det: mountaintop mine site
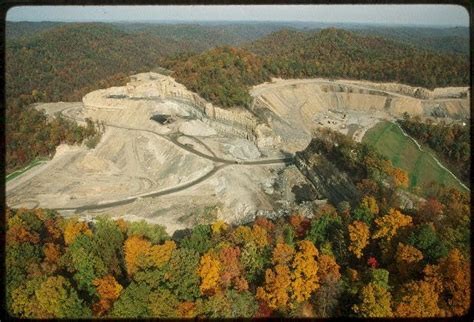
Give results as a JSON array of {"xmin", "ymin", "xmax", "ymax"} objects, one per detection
[{"xmin": 6, "ymin": 72, "xmax": 469, "ymax": 234}]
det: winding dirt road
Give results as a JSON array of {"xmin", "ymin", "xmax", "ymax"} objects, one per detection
[{"xmin": 46, "ymin": 106, "xmax": 293, "ymax": 212}]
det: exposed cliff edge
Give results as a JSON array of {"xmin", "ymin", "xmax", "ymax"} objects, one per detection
[{"xmin": 294, "ymin": 138, "xmax": 360, "ymax": 206}]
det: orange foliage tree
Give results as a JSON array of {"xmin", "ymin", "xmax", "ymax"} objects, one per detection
[
  {"xmin": 423, "ymin": 248, "xmax": 470, "ymax": 316},
  {"xmin": 395, "ymin": 243, "xmax": 423, "ymax": 278},
  {"xmin": 394, "ymin": 280, "xmax": 442, "ymax": 317},
  {"xmin": 92, "ymin": 275, "xmax": 123, "ymax": 316},
  {"xmin": 318, "ymin": 254, "xmax": 341, "ymax": 282},
  {"xmin": 257, "ymin": 240, "xmax": 320, "ymax": 310},
  {"xmin": 390, "ymin": 167, "xmax": 409, "ymax": 188},
  {"xmin": 218, "ymin": 246, "xmax": 248, "ymax": 291},
  {"xmin": 198, "ymin": 253, "xmax": 221, "ymax": 296},
  {"xmin": 124, "ymin": 235, "xmax": 151, "ymax": 276}
]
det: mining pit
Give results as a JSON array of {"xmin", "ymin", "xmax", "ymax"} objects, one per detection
[{"xmin": 7, "ymin": 73, "xmax": 469, "ymax": 234}]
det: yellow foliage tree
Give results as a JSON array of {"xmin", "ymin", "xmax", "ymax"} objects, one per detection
[
  {"xmin": 211, "ymin": 220, "xmax": 229, "ymax": 236},
  {"xmin": 395, "ymin": 243, "xmax": 423, "ymax": 264},
  {"xmin": 256, "ymin": 264, "xmax": 292, "ymax": 310},
  {"xmin": 63, "ymin": 218, "xmax": 92, "ymax": 245},
  {"xmin": 348, "ymin": 221, "xmax": 370, "ymax": 259},
  {"xmin": 257, "ymin": 240, "xmax": 320, "ymax": 310},
  {"xmin": 198, "ymin": 253, "xmax": 221, "ymax": 296},
  {"xmin": 353, "ymin": 283, "xmax": 393, "ymax": 317},
  {"xmin": 231, "ymin": 226, "xmax": 253, "ymax": 245},
  {"xmin": 394, "ymin": 281, "xmax": 442, "ymax": 317},
  {"xmin": 252, "ymin": 224, "xmax": 269, "ymax": 248},
  {"xmin": 149, "ymin": 240, "xmax": 176, "ymax": 268},
  {"xmin": 290, "ymin": 240, "xmax": 319, "ymax": 303},
  {"xmin": 372, "ymin": 209, "xmax": 412, "ymax": 241},
  {"xmin": 361, "ymin": 195, "xmax": 379, "ymax": 215},
  {"xmin": 124, "ymin": 235, "xmax": 152, "ymax": 276},
  {"xmin": 272, "ymin": 243, "xmax": 295, "ymax": 265}
]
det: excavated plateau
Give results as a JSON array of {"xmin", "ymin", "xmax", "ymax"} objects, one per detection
[{"xmin": 7, "ymin": 73, "xmax": 469, "ymax": 234}]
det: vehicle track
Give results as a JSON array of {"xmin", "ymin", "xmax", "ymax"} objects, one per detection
[{"xmin": 47, "ymin": 106, "xmax": 293, "ymax": 212}]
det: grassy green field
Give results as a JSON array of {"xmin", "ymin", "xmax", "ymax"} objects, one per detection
[
  {"xmin": 363, "ymin": 121, "xmax": 467, "ymax": 194},
  {"xmin": 6, "ymin": 158, "xmax": 48, "ymax": 182}
]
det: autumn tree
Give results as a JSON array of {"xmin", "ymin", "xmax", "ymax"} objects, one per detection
[
  {"xmin": 256, "ymin": 264, "xmax": 292, "ymax": 310},
  {"xmin": 198, "ymin": 253, "xmax": 221, "ymax": 296},
  {"xmin": 63, "ymin": 218, "xmax": 92, "ymax": 245},
  {"xmin": 312, "ymin": 254, "xmax": 342, "ymax": 318},
  {"xmin": 348, "ymin": 221, "xmax": 370, "ymax": 259},
  {"xmin": 290, "ymin": 240, "xmax": 319, "ymax": 303},
  {"xmin": 12, "ymin": 276, "xmax": 91, "ymax": 318},
  {"xmin": 218, "ymin": 246, "xmax": 248, "ymax": 291},
  {"xmin": 92, "ymin": 275, "xmax": 123, "ymax": 316},
  {"xmin": 394, "ymin": 281, "xmax": 442, "ymax": 317},
  {"xmin": 389, "ymin": 167, "xmax": 409, "ymax": 188},
  {"xmin": 372, "ymin": 208, "xmax": 412, "ymax": 241},
  {"xmin": 257, "ymin": 240, "xmax": 320, "ymax": 310},
  {"xmin": 395, "ymin": 242, "xmax": 423, "ymax": 279},
  {"xmin": 272, "ymin": 243, "xmax": 295, "ymax": 265},
  {"xmin": 352, "ymin": 283, "xmax": 393, "ymax": 317},
  {"xmin": 423, "ymin": 248, "xmax": 470, "ymax": 316}
]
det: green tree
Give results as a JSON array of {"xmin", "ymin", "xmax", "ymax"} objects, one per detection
[
  {"xmin": 180, "ymin": 224, "xmax": 213, "ymax": 254},
  {"xmin": 127, "ymin": 220, "xmax": 169, "ymax": 244},
  {"xmin": 165, "ymin": 248, "xmax": 201, "ymax": 301},
  {"xmin": 109, "ymin": 282, "xmax": 151, "ymax": 318}
]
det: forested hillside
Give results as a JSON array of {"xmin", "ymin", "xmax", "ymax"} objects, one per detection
[
  {"xmin": 168, "ymin": 47, "xmax": 270, "ymax": 108},
  {"xmin": 5, "ymin": 23, "xmax": 197, "ymax": 104},
  {"xmin": 6, "ymin": 135, "xmax": 470, "ymax": 318},
  {"xmin": 114, "ymin": 23, "xmax": 286, "ymax": 52},
  {"xmin": 246, "ymin": 28, "xmax": 469, "ymax": 88},
  {"xmin": 352, "ymin": 26, "xmax": 469, "ymax": 55},
  {"xmin": 5, "ymin": 21, "xmax": 65, "ymax": 38},
  {"xmin": 163, "ymin": 28, "xmax": 469, "ymax": 108}
]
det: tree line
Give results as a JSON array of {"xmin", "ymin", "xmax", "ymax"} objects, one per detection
[{"xmin": 398, "ymin": 115, "xmax": 470, "ymax": 186}]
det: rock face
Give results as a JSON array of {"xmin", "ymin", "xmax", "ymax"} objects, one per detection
[
  {"xmin": 83, "ymin": 72, "xmax": 259, "ymax": 141},
  {"xmin": 294, "ymin": 139, "xmax": 360, "ymax": 206},
  {"xmin": 250, "ymin": 78, "xmax": 469, "ymax": 152}
]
